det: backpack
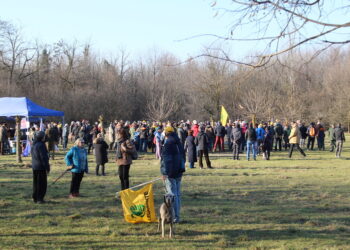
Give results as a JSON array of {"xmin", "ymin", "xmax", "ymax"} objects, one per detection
[{"xmin": 309, "ymin": 127, "xmax": 315, "ymax": 137}]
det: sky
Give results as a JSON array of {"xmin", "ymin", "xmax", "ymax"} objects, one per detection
[
  {"xmin": 1, "ymin": 0, "xmax": 349, "ymax": 61},
  {"xmin": 1, "ymin": 0, "xmax": 235, "ymax": 60}
]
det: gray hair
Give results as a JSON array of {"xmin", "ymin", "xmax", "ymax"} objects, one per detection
[{"xmin": 74, "ymin": 138, "xmax": 85, "ymax": 146}]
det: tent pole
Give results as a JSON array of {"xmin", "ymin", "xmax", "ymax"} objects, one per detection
[{"xmin": 15, "ymin": 116, "xmax": 22, "ymax": 163}]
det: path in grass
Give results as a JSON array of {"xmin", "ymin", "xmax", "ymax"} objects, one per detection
[{"xmin": 0, "ymin": 138, "xmax": 349, "ymax": 249}]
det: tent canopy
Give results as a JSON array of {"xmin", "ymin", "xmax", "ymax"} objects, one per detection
[{"xmin": 0, "ymin": 97, "xmax": 64, "ymax": 117}]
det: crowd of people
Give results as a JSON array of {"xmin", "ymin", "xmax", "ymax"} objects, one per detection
[{"xmin": 14, "ymin": 117, "xmax": 347, "ymax": 222}]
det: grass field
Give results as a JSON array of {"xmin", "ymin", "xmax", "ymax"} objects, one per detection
[{"xmin": 0, "ymin": 137, "xmax": 350, "ymax": 249}]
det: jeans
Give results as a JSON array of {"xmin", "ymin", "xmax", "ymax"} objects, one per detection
[
  {"xmin": 233, "ymin": 142, "xmax": 240, "ymax": 159},
  {"xmin": 189, "ymin": 162, "xmax": 195, "ymax": 168},
  {"xmin": 165, "ymin": 177, "xmax": 182, "ymax": 222},
  {"xmin": 336, "ymin": 141, "xmax": 343, "ymax": 157},
  {"xmin": 139, "ymin": 138, "xmax": 147, "ymax": 152},
  {"xmin": 246, "ymin": 141, "xmax": 257, "ymax": 160},
  {"xmin": 62, "ymin": 137, "xmax": 68, "ymax": 149},
  {"xmin": 307, "ymin": 137, "xmax": 315, "ymax": 150},
  {"xmin": 198, "ymin": 149, "xmax": 211, "ymax": 168}
]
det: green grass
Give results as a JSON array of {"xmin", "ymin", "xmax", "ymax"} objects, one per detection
[{"xmin": 1, "ymin": 137, "xmax": 350, "ymax": 249}]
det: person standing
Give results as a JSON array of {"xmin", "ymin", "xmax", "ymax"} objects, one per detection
[
  {"xmin": 116, "ymin": 128, "xmax": 134, "ymax": 190},
  {"xmin": 262, "ymin": 127, "xmax": 272, "ymax": 160},
  {"xmin": 288, "ymin": 122, "xmax": 306, "ymax": 158},
  {"xmin": 94, "ymin": 133, "xmax": 109, "ymax": 176},
  {"xmin": 299, "ymin": 122, "xmax": 308, "ymax": 149},
  {"xmin": 31, "ymin": 131, "xmax": 50, "ymax": 203},
  {"xmin": 328, "ymin": 124, "xmax": 336, "ymax": 152},
  {"xmin": 245, "ymin": 123, "xmax": 257, "ymax": 161},
  {"xmin": 184, "ymin": 130, "xmax": 197, "ymax": 168},
  {"xmin": 62, "ymin": 123, "xmax": 69, "ymax": 149},
  {"xmin": 231, "ymin": 123, "xmax": 242, "ymax": 160},
  {"xmin": 226, "ymin": 122, "xmax": 233, "ymax": 151},
  {"xmin": 160, "ymin": 126, "xmax": 185, "ymax": 223},
  {"xmin": 316, "ymin": 123, "xmax": 325, "ymax": 151},
  {"xmin": 274, "ymin": 122, "xmax": 284, "ymax": 151},
  {"xmin": 65, "ymin": 138, "xmax": 89, "ymax": 198},
  {"xmin": 195, "ymin": 126, "xmax": 213, "ymax": 169},
  {"xmin": 213, "ymin": 122, "xmax": 226, "ymax": 152},
  {"xmin": 334, "ymin": 123, "xmax": 346, "ymax": 158},
  {"xmin": 256, "ymin": 124, "xmax": 265, "ymax": 155},
  {"xmin": 307, "ymin": 122, "xmax": 317, "ymax": 150}
]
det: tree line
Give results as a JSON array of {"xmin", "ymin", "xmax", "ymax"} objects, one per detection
[{"xmin": 0, "ymin": 19, "xmax": 349, "ymax": 126}]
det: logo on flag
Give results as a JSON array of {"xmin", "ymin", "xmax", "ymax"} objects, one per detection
[{"xmin": 119, "ymin": 184, "xmax": 157, "ymax": 223}]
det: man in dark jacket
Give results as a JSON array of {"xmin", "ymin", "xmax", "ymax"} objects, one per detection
[
  {"xmin": 31, "ymin": 131, "xmax": 50, "ymax": 203},
  {"xmin": 274, "ymin": 122, "xmax": 283, "ymax": 151},
  {"xmin": 299, "ymin": 122, "xmax": 308, "ymax": 149},
  {"xmin": 160, "ymin": 126, "xmax": 185, "ymax": 223},
  {"xmin": 231, "ymin": 123, "xmax": 242, "ymax": 160},
  {"xmin": 334, "ymin": 123, "xmax": 345, "ymax": 158},
  {"xmin": 225, "ymin": 122, "xmax": 233, "ymax": 151},
  {"xmin": 245, "ymin": 123, "xmax": 257, "ymax": 160},
  {"xmin": 213, "ymin": 122, "xmax": 226, "ymax": 152},
  {"xmin": 195, "ymin": 126, "xmax": 212, "ymax": 169},
  {"xmin": 328, "ymin": 124, "xmax": 336, "ymax": 152}
]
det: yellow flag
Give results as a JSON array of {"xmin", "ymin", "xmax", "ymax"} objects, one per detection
[
  {"xmin": 220, "ymin": 106, "xmax": 229, "ymax": 125},
  {"xmin": 119, "ymin": 184, "xmax": 158, "ymax": 223}
]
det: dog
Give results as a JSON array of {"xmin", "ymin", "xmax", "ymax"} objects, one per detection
[{"xmin": 157, "ymin": 194, "xmax": 175, "ymax": 238}]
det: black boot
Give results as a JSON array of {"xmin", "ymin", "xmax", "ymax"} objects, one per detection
[
  {"xmin": 96, "ymin": 165, "xmax": 100, "ymax": 176},
  {"xmin": 102, "ymin": 165, "xmax": 105, "ymax": 176}
]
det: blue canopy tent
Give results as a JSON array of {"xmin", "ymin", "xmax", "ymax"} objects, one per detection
[
  {"xmin": 0, "ymin": 97, "xmax": 64, "ymax": 117},
  {"xmin": 0, "ymin": 97, "xmax": 64, "ymax": 162}
]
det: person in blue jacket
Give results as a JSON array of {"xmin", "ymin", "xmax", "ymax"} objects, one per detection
[
  {"xmin": 65, "ymin": 138, "xmax": 88, "ymax": 198},
  {"xmin": 160, "ymin": 126, "xmax": 185, "ymax": 223}
]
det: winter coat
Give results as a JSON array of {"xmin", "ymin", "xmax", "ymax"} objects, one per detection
[
  {"xmin": 139, "ymin": 128, "xmax": 149, "ymax": 139},
  {"xmin": 160, "ymin": 134, "xmax": 185, "ymax": 178},
  {"xmin": 225, "ymin": 126, "xmax": 232, "ymax": 139},
  {"xmin": 46, "ymin": 127, "xmax": 59, "ymax": 151},
  {"xmin": 334, "ymin": 127, "xmax": 345, "ymax": 141},
  {"xmin": 245, "ymin": 128, "xmax": 257, "ymax": 142},
  {"xmin": 0, "ymin": 126, "xmax": 8, "ymax": 142},
  {"xmin": 328, "ymin": 127, "xmax": 335, "ymax": 141},
  {"xmin": 256, "ymin": 127, "xmax": 266, "ymax": 140},
  {"xmin": 289, "ymin": 127, "xmax": 299, "ymax": 144},
  {"xmin": 184, "ymin": 135, "xmax": 197, "ymax": 163},
  {"xmin": 94, "ymin": 138, "xmax": 109, "ymax": 165},
  {"xmin": 299, "ymin": 125, "xmax": 308, "ymax": 139},
  {"xmin": 31, "ymin": 139, "xmax": 50, "ymax": 171},
  {"xmin": 192, "ymin": 124, "xmax": 199, "ymax": 137},
  {"xmin": 215, "ymin": 125, "xmax": 226, "ymax": 137},
  {"xmin": 65, "ymin": 146, "xmax": 89, "ymax": 173},
  {"xmin": 177, "ymin": 127, "xmax": 187, "ymax": 146},
  {"xmin": 116, "ymin": 139, "xmax": 134, "ymax": 166},
  {"xmin": 231, "ymin": 127, "xmax": 242, "ymax": 144},
  {"xmin": 62, "ymin": 125, "xmax": 69, "ymax": 138},
  {"xmin": 195, "ymin": 131, "xmax": 209, "ymax": 150},
  {"xmin": 275, "ymin": 124, "xmax": 284, "ymax": 137},
  {"xmin": 262, "ymin": 132, "xmax": 272, "ymax": 151}
]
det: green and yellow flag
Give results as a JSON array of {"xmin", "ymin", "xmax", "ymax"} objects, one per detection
[
  {"xmin": 220, "ymin": 105, "xmax": 229, "ymax": 125},
  {"xmin": 120, "ymin": 184, "xmax": 157, "ymax": 223}
]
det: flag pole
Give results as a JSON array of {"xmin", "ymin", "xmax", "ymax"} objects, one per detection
[{"xmin": 116, "ymin": 177, "xmax": 162, "ymax": 197}]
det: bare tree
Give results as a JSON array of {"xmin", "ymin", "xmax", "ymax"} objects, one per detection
[{"xmin": 187, "ymin": 1, "xmax": 350, "ymax": 67}]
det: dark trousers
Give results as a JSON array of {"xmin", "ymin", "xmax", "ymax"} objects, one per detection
[
  {"xmin": 70, "ymin": 172, "xmax": 84, "ymax": 194},
  {"xmin": 275, "ymin": 137, "xmax": 282, "ymax": 151},
  {"xmin": 227, "ymin": 137, "xmax": 233, "ymax": 151},
  {"xmin": 317, "ymin": 137, "xmax": 325, "ymax": 150},
  {"xmin": 289, "ymin": 144, "xmax": 306, "ymax": 158},
  {"xmin": 119, "ymin": 165, "xmax": 130, "ymax": 190},
  {"xmin": 233, "ymin": 142, "xmax": 240, "ymax": 159},
  {"xmin": 307, "ymin": 137, "xmax": 315, "ymax": 150},
  {"xmin": 96, "ymin": 164, "xmax": 105, "ymax": 175},
  {"xmin": 213, "ymin": 136, "xmax": 224, "ymax": 152},
  {"xmin": 32, "ymin": 170, "xmax": 47, "ymax": 202},
  {"xmin": 198, "ymin": 149, "xmax": 211, "ymax": 168},
  {"xmin": 330, "ymin": 140, "xmax": 336, "ymax": 152}
]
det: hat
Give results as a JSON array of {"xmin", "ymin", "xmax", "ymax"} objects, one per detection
[{"xmin": 164, "ymin": 126, "xmax": 174, "ymax": 134}]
